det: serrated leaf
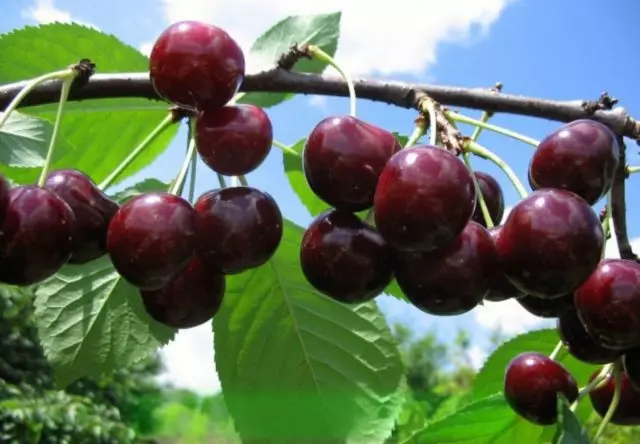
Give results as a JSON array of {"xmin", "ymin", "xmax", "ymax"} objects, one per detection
[
  {"xmin": 213, "ymin": 219, "xmax": 406, "ymax": 443},
  {"xmin": 383, "ymin": 280, "xmax": 408, "ymax": 302},
  {"xmin": 0, "ymin": 23, "xmax": 179, "ymax": 186},
  {"xmin": 0, "ymin": 111, "xmax": 74, "ymax": 168},
  {"xmin": 33, "ymin": 255, "xmax": 176, "ymax": 388},
  {"xmin": 554, "ymin": 396, "xmax": 591, "ymax": 444},
  {"xmin": 392, "ymin": 132, "xmax": 409, "ymax": 147},
  {"xmin": 109, "ymin": 178, "xmax": 170, "ymax": 204},
  {"xmin": 237, "ymin": 12, "xmax": 341, "ymax": 108}
]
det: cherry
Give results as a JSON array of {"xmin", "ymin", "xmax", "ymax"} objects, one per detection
[
  {"xmin": 496, "ymin": 189, "xmax": 603, "ymax": 299},
  {"xmin": 395, "ymin": 221, "xmax": 496, "ymax": 315},
  {"xmin": 194, "ymin": 186, "xmax": 282, "ymax": 274},
  {"xmin": 149, "ymin": 20, "xmax": 245, "ymax": 110},
  {"xmin": 300, "ymin": 210, "xmax": 393, "ymax": 304},
  {"xmin": 140, "ymin": 256, "xmax": 226, "ymax": 329},
  {"xmin": 516, "ymin": 294, "xmax": 573, "ymax": 318},
  {"xmin": 574, "ymin": 259, "xmax": 640, "ymax": 350},
  {"xmin": 623, "ymin": 348, "xmax": 640, "ymax": 391},
  {"xmin": 0, "ymin": 186, "xmax": 75, "ymax": 286},
  {"xmin": 485, "ymin": 226, "xmax": 523, "ymax": 302},
  {"xmin": 504, "ymin": 352, "xmax": 578, "ymax": 425},
  {"xmin": 374, "ymin": 145, "xmax": 476, "ymax": 253},
  {"xmin": 44, "ymin": 169, "xmax": 120, "ymax": 264},
  {"xmin": 557, "ymin": 309, "xmax": 619, "ymax": 364},
  {"xmin": 471, "ymin": 171, "xmax": 504, "ymax": 227},
  {"xmin": 529, "ymin": 119, "xmax": 619, "ymax": 205},
  {"xmin": 0, "ymin": 173, "xmax": 9, "ymax": 222},
  {"xmin": 302, "ymin": 116, "xmax": 401, "ymax": 212},
  {"xmin": 195, "ymin": 105, "xmax": 273, "ymax": 176},
  {"xmin": 107, "ymin": 192, "xmax": 196, "ymax": 290},
  {"xmin": 589, "ymin": 370, "xmax": 640, "ymax": 426}
]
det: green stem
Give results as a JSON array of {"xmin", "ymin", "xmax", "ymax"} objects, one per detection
[
  {"xmin": 601, "ymin": 193, "xmax": 613, "ymax": 259},
  {"xmin": 571, "ymin": 363, "xmax": 613, "ymax": 411},
  {"xmin": 308, "ymin": 45, "xmax": 356, "ymax": 117},
  {"xmin": 0, "ymin": 69, "xmax": 75, "ymax": 130},
  {"xmin": 272, "ymin": 139, "xmax": 299, "ymax": 156},
  {"xmin": 186, "ymin": 120, "xmax": 197, "ymax": 202},
  {"xmin": 549, "ymin": 341, "xmax": 564, "ymax": 361},
  {"xmin": 216, "ymin": 173, "xmax": 228, "ymax": 189},
  {"xmin": 465, "ymin": 140, "xmax": 529, "ymax": 199},
  {"xmin": 593, "ymin": 361, "xmax": 622, "ymax": 444},
  {"xmin": 462, "ymin": 152, "xmax": 494, "ymax": 228},
  {"xmin": 237, "ymin": 175, "xmax": 248, "ymax": 187},
  {"xmin": 627, "ymin": 165, "xmax": 640, "ymax": 175},
  {"xmin": 98, "ymin": 113, "xmax": 175, "ymax": 191},
  {"xmin": 404, "ymin": 123, "xmax": 426, "ymax": 148},
  {"xmin": 36, "ymin": 76, "xmax": 74, "ymax": 186},
  {"xmin": 446, "ymin": 111, "xmax": 540, "ymax": 147},
  {"xmin": 471, "ymin": 111, "xmax": 492, "ymax": 142},
  {"xmin": 168, "ymin": 131, "xmax": 198, "ymax": 196},
  {"xmin": 423, "ymin": 100, "xmax": 438, "ymax": 147}
]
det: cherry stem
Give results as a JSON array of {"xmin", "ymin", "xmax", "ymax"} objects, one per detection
[
  {"xmin": 423, "ymin": 100, "xmax": 438, "ymax": 147},
  {"xmin": 0, "ymin": 69, "xmax": 75, "ymax": 130},
  {"xmin": 98, "ymin": 113, "xmax": 175, "ymax": 191},
  {"xmin": 462, "ymin": 152, "xmax": 494, "ymax": 229},
  {"xmin": 186, "ymin": 119, "xmax": 197, "ymax": 202},
  {"xmin": 593, "ymin": 360, "xmax": 622, "ymax": 444},
  {"xmin": 238, "ymin": 175, "xmax": 248, "ymax": 186},
  {"xmin": 471, "ymin": 111, "xmax": 492, "ymax": 142},
  {"xmin": 601, "ymin": 193, "xmax": 613, "ymax": 258},
  {"xmin": 168, "ymin": 129, "xmax": 198, "ymax": 196},
  {"xmin": 627, "ymin": 165, "xmax": 640, "ymax": 175},
  {"xmin": 307, "ymin": 45, "xmax": 356, "ymax": 117},
  {"xmin": 445, "ymin": 111, "xmax": 540, "ymax": 147},
  {"xmin": 404, "ymin": 123, "xmax": 425, "ymax": 148},
  {"xmin": 216, "ymin": 173, "xmax": 227, "ymax": 189},
  {"xmin": 272, "ymin": 139, "xmax": 299, "ymax": 156},
  {"xmin": 464, "ymin": 140, "xmax": 529, "ymax": 199},
  {"xmin": 549, "ymin": 340, "xmax": 564, "ymax": 361},
  {"xmin": 571, "ymin": 362, "xmax": 613, "ymax": 411},
  {"xmin": 36, "ymin": 76, "xmax": 74, "ymax": 187}
]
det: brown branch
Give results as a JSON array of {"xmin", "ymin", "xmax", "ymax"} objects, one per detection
[{"xmin": 612, "ymin": 135, "xmax": 638, "ymax": 262}]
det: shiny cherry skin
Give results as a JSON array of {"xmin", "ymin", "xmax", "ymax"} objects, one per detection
[
  {"xmin": 496, "ymin": 189, "xmax": 603, "ymax": 299},
  {"xmin": 44, "ymin": 169, "xmax": 120, "ymax": 264},
  {"xmin": 395, "ymin": 221, "xmax": 496, "ymax": 315},
  {"xmin": 300, "ymin": 210, "xmax": 394, "ymax": 304},
  {"xmin": 471, "ymin": 171, "xmax": 505, "ymax": 227},
  {"xmin": 557, "ymin": 309, "xmax": 619, "ymax": 364},
  {"xmin": 623, "ymin": 348, "xmax": 640, "ymax": 391},
  {"xmin": 485, "ymin": 226, "xmax": 523, "ymax": 302},
  {"xmin": 140, "ymin": 256, "xmax": 226, "ymax": 329},
  {"xmin": 0, "ymin": 173, "xmax": 9, "ymax": 222},
  {"xmin": 107, "ymin": 192, "xmax": 196, "ymax": 290},
  {"xmin": 574, "ymin": 259, "xmax": 640, "ymax": 350},
  {"xmin": 194, "ymin": 186, "xmax": 283, "ymax": 274},
  {"xmin": 195, "ymin": 105, "xmax": 273, "ymax": 176},
  {"xmin": 303, "ymin": 116, "xmax": 401, "ymax": 212},
  {"xmin": 149, "ymin": 20, "xmax": 245, "ymax": 110},
  {"xmin": 516, "ymin": 294, "xmax": 574, "ymax": 318},
  {"xmin": 589, "ymin": 370, "xmax": 640, "ymax": 425},
  {"xmin": 0, "ymin": 186, "xmax": 75, "ymax": 285},
  {"xmin": 374, "ymin": 145, "xmax": 476, "ymax": 253},
  {"xmin": 529, "ymin": 119, "xmax": 619, "ymax": 205},
  {"xmin": 504, "ymin": 352, "xmax": 578, "ymax": 425}
]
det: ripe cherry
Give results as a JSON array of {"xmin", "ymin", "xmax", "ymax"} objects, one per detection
[
  {"xmin": 623, "ymin": 348, "xmax": 640, "ymax": 391},
  {"xmin": 574, "ymin": 259, "xmax": 640, "ymax": 350},
  {"xmin": 140, "ymin": 256, "xmax": 225, "ymax": 329},
  {"xmin": 149, "ymin": 20, "xmax": 245, "ymax": 110},
  {"xmin": 194, "ymin": 186, "xmax": 283, "ymax": 274},
  {"xmin": 0, "ymin": 186, "xmax": 75, "ymax": 286},
  {"xmin": 504, "ymin": 352, "xmax": 578, "ymax": 425},
  {"xmin": 107, "ymin": 192, "xmax": 196, "ymax": 290},
  {"xmin": 374, "ymin": 145, "xmax": 476, "ymax": 252},
  {"xmin": 589, "ymin": 369, "xmax": 640, "ymax": 425},
  {"xmin": 529, "ymin": 119, "xmax": 619, "ymax": 205},
  {"xmin": 516, "ymin": 294, "xmax": 573, "ymax": 318},
  {"xmin": 557, "ymin": 309, "xmax": 619, "ymax": 364},
  {"xmin": 300, "ymin": 210, "xmax": 393, "ymax": 304},
  {"xmin": 195, "ymin": 105, "xmax": 273, "ymax": 176},
  {"xmin": 303, "ymin": 116, "xmax": 401, "ymax": 212},
  {"xmin": 44, "ymin": 169, "xmax": 120, "ymax": 264},
  {"xmin": 471, "ymin": 171, "xmax": 504, "ymax": 227},
  {"xmin": 485, "ymin": 226, "xmax": 523, "ymax": 302},
  {"xmin": 395, "ymin": 221, "xmax": 496, "ymax": 315},
  {"xmin": 496, "ymin": 189, "xmax": 603, "ymax": 299}
]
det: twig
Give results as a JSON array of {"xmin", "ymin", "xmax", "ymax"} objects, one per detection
[{"xmin": 612, "ymin": 135, "xmax": 638, "ymax": 261}]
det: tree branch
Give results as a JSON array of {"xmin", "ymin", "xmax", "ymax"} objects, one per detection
[{"xmin": 612, "ymin": 135, "xmax": 637, "ymax": 261}]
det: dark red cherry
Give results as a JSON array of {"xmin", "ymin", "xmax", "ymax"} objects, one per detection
[
  {"xmin": 0, "ymin": 173, "xmax": 9, "ymax": 222},
  {"xmin": 374, "ymin": 145, "xmax": 476, "ymax": 252},
  {"xmin": 395, "ymin": 221, "xmax": 496, "ymax": 315},
  {"xmin": 0, "ymin": 186, "xmax": 75, "ymax": 285},
  {"xmin": 140, "ymin": 256, "xmax": 225, "ymax": 329},
  {"xmin": 107, "ymin": 192, "xmax": 196, "ymax": 290},
  {"xmin": 44, "ymin": 169, "xmax": 120, "ymax": 264},
  {"xmin": 623, "ymin": 348, "xmax": 640, "ymax": 391},
  {"xmin": 149, "ymin": 20, "xmax": 245, "ymax": 110},
  {"xmin": 195, "ymin": 105, "xmax": 273, "ymax": 176},
  {"xmin": 504, "ymin": 352, "xmax": 578, "ymax": 425},
  {"xmin": 529, "ymin": 119, "xmax": 619, "ymax": 205},
  {"xmin": 471, "ymin": 172, "xmax": 504, "ymax": 227},
  {"xmin": 485, "ymin": 226, "xmax": 523, "ymax": 302},
  {"xmin": 574, "ymin": 259, "xmax": 640, "ymax": 350},
  {"xmin": 557, "ymin": 309, "xmax": 620, "ymax": 364},
  {"xmin": 589, "ymin": 370, "xmax": 640, "ymax": 425},
  {"xmin": 194, "ymin": 186, "xmax": 282, "ymax": 274},
  {"xmin": 299, "ymin": 209, "xmax": 394, "ymax": 304},
  {"xmin": 303, "ymin": 116, "xmax": 401, "ymax": 212},
  {"xmin": 516, "ymin": 294, "xmax": 574, "ymax": 318},
  {"xmin": 496, "ymin": 189, "xmax": 603, "ymax": 299}
]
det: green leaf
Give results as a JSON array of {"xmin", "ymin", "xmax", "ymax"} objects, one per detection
[
  {"xmin": 384, "ymin": 279, "xmax": 408, "ymax": 302},
  {"xmin": 109, "ymin": 178, "xmax": 170, "ymax": 204},
  {"xmin": 0, "ymin": 23, "xmax": 179, "ymax": 186},
  {"xmin": 33, "ymin": 255, "xmax": 176, "ymax": 388},
  {"xmin": 213, "ymin": 219, "xmax": 406, "ymax": 443},
  {"xmin": 237, "ymin": 12, "xmax": 341, "ymax": 108},
  {"xmin": 392, "ymin": 132, "xmax": 409, "ymax": 147},
  {"xmin": 0, "ymin": 111, "xmax": 74, "ymax": 169},
  {"xmin": 553, "ymin": 397, "xmax": 590, "ymax": 444}
]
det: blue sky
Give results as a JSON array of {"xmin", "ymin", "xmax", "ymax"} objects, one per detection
[{"xmin": 2, "ymin": 0, "xmax": 640, "ymax": 393}]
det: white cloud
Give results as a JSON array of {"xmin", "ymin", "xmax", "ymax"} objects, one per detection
[
  {"xmin": 139, "ymin": 41, "xmax": 154, "ymax": 57},
  {"xmin": 473, "ymin": 298, "xmax": 553, "ymax": 335},
  {"xmin": 21, "ymin": 0, "xmax": 99, "ymax": 29},
  {"xmin": 156, "ymin": 0, "xmax": 514, "ymax": 76},
  {"xmin": 308, "ymin": 95, "xmax": 329, "ymax": 111},
  {"xmin": 467, "ymin": 345, "xmax": 488, "ymax": 370}
]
